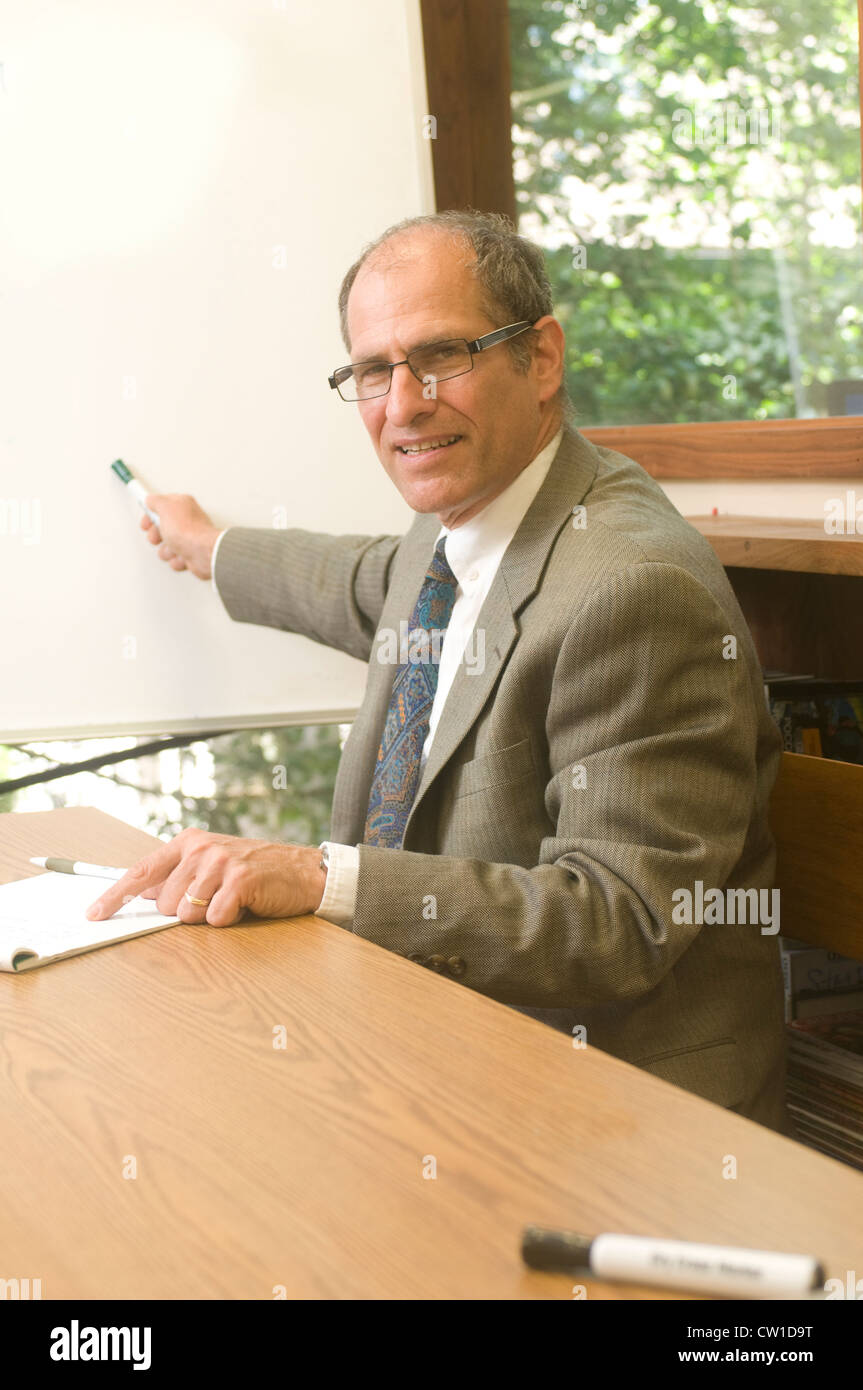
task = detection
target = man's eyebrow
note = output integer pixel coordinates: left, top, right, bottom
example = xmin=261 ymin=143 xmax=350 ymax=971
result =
xmin=409 ymin=332 xmax=465 ymax=351
xmin=351 ymin=331 xmax=466 ymax=364
xmin=350 ymin=348 xmax=390 ymax=365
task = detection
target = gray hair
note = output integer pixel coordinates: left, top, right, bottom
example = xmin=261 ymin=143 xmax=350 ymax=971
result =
xmin=337 ymin=208 xmax=574 ymax=421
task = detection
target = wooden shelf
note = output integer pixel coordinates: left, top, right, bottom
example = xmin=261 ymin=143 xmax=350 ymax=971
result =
xmin=687 ymin=515 xmax=863 ymax=577
xmin=583 ymin=417 xmax=863 ymax=479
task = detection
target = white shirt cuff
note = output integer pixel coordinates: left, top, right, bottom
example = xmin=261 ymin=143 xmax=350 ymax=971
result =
xmin=210 ymin=528 xmax=229 ymax=596
xmin=314 ymin=842 xmax=359 ymax=928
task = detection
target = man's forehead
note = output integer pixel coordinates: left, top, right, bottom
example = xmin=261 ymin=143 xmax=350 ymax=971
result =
xmin=347 ymin=237 xmax=483 ymax=352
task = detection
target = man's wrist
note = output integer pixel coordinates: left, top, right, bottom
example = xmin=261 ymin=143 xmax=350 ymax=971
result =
xmin=198 ymin=525 xmax=222 ymax=581
xmin=312 ymin=842 xmax=359 ymax=927
xmin=308 ymin=842 xmax=328 ymax=912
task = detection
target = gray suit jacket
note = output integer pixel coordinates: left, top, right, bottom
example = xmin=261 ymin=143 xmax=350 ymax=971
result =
xmin=214 ymin=426 xmax=788 ymax=1130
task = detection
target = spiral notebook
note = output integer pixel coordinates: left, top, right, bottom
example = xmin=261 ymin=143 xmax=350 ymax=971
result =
xmin=0 ymin=872 xmax=180 ymax=972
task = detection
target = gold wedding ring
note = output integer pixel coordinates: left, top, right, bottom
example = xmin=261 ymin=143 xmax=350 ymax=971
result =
xmin=184 ymin=890 xmax=210 ymax=907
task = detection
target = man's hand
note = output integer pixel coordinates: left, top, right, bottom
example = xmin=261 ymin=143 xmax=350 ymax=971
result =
xmin=139 ymin=494 xmax=221 ymax=580
xmin=85 ymin=828 xmax=326 ymax=926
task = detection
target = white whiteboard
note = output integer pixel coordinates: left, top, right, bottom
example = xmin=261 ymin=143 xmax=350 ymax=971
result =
xmin=0 ymin=0 xmax=429 ymax=740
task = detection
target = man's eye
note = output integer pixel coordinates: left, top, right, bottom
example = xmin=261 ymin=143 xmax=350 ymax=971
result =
xmin=418 ymin=343 xmax=464 ymax=369
xmin=356 ymin=363 xmax=390 ymax=385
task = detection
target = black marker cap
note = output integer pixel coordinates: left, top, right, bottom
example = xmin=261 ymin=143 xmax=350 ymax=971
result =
xmin=521 ymin=1226 xmax=593 ymax=1273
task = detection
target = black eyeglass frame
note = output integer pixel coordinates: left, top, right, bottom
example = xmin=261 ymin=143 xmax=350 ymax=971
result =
xmin=328 ymin=320 xmax=536 ymax=401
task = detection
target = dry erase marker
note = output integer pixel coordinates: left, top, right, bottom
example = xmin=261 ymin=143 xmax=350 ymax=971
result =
xmin=29 ymin=857 xmax=126 ymax=880
xmin=521 ymin=1228 xmax=825 ymax=1299
xmin=110 ymin=459 xmax=161 ymax=527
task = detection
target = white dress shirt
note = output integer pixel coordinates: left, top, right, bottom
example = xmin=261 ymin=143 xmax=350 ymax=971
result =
xmin=212 ymin=429 xmax=563 ymax=926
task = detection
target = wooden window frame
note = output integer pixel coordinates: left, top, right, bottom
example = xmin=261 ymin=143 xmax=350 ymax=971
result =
xmin=419 ymin=0 xmax=863 ymax=480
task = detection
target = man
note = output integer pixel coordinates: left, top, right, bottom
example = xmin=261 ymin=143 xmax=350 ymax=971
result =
xmin=88 ymin=210 xmax=787 ymax=1130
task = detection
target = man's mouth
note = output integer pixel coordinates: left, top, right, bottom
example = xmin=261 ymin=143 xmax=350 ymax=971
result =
xmin=395 ymin=434 xmax=463 ymax=457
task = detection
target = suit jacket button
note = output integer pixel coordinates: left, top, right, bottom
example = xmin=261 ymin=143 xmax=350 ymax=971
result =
xmin=426 ymin=954 xmax=448 ymax=972
xmin=447 ymin=956 xmax=466 ymax=977
xmin=406 ymin=953 xmax=424 ymax=963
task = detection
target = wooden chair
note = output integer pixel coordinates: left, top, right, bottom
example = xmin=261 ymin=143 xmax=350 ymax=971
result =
xmin=770 ymin=751 xmax=863 ymax=958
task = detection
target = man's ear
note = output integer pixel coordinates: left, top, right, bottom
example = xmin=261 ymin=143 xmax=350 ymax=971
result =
xmin=531 ymin=316 xmax=565 ymax=403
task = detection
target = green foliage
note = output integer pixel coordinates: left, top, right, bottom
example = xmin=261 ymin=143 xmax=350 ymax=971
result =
xmin=0 ymin=725 xmax=343 ymax=846
xmin=509 ymin=0 xmax=863 ymax=424
xmin=547 ymin=240 xmax=800 ymax=421
xmin=143 ymin=725 xmax=343 ymax=845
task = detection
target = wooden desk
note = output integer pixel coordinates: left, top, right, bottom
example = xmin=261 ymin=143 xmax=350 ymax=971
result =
xmin=2 ymin=807 xmax=862 ymax=1300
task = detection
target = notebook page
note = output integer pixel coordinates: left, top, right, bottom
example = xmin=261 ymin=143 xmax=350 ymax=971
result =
xmin=0 ymin=873 xmax=180 ymax=971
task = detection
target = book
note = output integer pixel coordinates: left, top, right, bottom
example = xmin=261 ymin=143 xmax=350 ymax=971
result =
xmin=781 ymin=944 xmax=863 ymax=997
xmin=764 ymin=676 xmax=863 ymax=763
xmin=0 ymin=873 xmax=180 ymax=972
xmin=791 ymin=989 xmax=863 ymax=1020
xmin=780 ymin=941 xmax=863 ymax=1021
xmin=786 ymin=1010 xmax=863 ymax=1172
xmin=788 ymin=1010 xmax=863 ymax=1065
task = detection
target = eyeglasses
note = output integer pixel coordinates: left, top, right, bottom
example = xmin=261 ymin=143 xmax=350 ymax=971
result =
xmin=328 ymin=321 xmax=535 ymax=402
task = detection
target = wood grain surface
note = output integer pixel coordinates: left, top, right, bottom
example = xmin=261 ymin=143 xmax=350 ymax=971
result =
xmin=583 ymin=418 xmax=863 ymax=480
xmin=687 ymin=515 xmax=863 ymax=577
xmin=1 ymin=808 xmax=861 ymax=1300
xmin=771 ymin=753 xmax=863 ymax=959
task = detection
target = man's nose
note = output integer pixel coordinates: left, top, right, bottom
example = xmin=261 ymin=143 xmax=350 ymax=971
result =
xmin=385 ymin=362 xmax=435 ymax=425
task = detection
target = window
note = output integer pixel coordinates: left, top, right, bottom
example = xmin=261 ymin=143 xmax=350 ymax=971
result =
xmin=0 ymin=726 xmax=344 ymax=845
xmin=419 ymin=0 xmax=863 ymax=476
xmin=509 ymin=0 xmax=862 ymax=427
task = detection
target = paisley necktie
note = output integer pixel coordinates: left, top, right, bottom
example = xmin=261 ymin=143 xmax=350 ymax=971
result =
xmin=363 ymin=537 xmax=458 ymax=848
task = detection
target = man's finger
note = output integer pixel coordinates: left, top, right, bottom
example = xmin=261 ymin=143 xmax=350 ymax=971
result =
xmin=206 ymin=880 xmax=247 ymax=928
xmin=86 ymin=845 xmax=182 ymax=920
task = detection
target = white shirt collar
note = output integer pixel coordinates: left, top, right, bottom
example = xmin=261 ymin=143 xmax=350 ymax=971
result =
xmin=437 ymin=427 xmax=564 ymax=588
